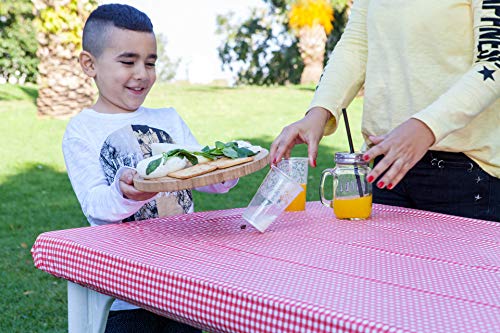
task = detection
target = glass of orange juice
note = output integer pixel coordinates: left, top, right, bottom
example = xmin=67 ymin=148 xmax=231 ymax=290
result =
xmin=278 ymin=157 xmax=308 ymax=211
xmin=319 ymin=152 xmax=372 ymax=220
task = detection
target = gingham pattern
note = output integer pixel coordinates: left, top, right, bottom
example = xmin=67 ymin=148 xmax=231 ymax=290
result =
xmin=32 ymin=202 xmax=500 ymax=333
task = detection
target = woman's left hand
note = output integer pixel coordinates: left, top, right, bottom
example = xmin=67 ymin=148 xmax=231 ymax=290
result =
xmin=363 ymin=118 xmax=436 ymax=189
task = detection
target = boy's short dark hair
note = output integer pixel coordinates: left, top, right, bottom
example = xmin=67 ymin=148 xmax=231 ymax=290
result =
xmin=82 ymin=4 xmax=154 ymax=57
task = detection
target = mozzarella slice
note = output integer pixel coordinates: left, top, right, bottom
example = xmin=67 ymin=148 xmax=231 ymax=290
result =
xmin=136 ymin=155 xmax=187 ymax=179
xmin=194 ymin=155 xmax=212 ymax=164
xmin=234 ymin=140 xmax=261 ymax=154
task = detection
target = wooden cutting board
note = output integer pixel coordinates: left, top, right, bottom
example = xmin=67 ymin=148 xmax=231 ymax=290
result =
xmin=133 ymin=149 xmax=269 ymax=192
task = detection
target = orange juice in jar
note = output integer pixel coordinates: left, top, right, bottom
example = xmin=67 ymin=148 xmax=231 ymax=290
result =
xmin=320 ymin=152 xmax=372 ymax=220
xmin=331 ymin=195 xmax=372 ymax=219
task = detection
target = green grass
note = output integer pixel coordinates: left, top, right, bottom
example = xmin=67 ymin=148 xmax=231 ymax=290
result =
xmin=0 ymin=82 xmax=363 ymax=332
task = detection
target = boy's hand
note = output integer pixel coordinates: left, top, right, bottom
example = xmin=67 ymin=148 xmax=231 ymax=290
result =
xmin=119 ymin=169 xmax=158 ymax=201
xmin=363 ymin=118 xmax=435 ymax=190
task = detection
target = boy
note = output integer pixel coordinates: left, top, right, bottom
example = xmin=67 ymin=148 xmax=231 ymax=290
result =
xmin=63 ymin=4 xmax=236 ymax=332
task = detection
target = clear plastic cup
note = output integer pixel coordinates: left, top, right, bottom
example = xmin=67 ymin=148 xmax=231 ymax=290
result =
xmin=277 ymin=157 xmax=308 ymax=211
xmin=242 ymin=165 xmax=304 ymax=233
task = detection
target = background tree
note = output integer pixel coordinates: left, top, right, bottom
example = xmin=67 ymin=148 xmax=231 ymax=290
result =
xmin=156 ymin=33 xmax=180 ymax=83
xmin=0 ymin=0 xmax=39 ymax=84
xmin=216 ymin=0 xmax=351 ymax=86
xmin=32 ymin=0 xmax=97 ymax=118
xmin=288 ymin=0 xmax=333 ymax=84
xmin=216 ymin=1 xmax=302 ymax=85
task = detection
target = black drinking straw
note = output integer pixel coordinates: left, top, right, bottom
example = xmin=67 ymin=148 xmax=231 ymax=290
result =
xmin=342 ymin=108 xmax=364 ymax=197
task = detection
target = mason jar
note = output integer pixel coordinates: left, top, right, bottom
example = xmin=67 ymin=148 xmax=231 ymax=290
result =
xmin=319 ymin=152 xmax=372 ymax=220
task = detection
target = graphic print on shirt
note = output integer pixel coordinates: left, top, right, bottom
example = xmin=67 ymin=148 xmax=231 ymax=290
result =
xmin=99 ymin=125 xmax=193 ymax=222
xmin=477 ymin=0 xmax=500 ymax=81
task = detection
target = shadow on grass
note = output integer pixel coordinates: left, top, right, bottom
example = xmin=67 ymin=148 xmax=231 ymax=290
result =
xmin=0 ymin=163 xmax=86 ymax=235
xmin=0 ymin=163 xmax=85 ymax=332
xmin=0 ymin=84 xmax=38 ymax=103
xmin=19 ymin=85 xmax=38 ymax=103
xmin=295 ymin=85 xmax=316 ymax=92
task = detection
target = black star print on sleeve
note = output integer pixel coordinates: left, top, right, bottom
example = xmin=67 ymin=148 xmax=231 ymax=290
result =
xmin=476 ymin=2 xmax=500 ymax=80
xmin=478 ymin=66 xmax=495 ymax=81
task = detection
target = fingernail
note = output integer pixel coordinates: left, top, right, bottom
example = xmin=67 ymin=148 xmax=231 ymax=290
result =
xmin=367 ymin=175 xmax=374 ymax=183
xmin=387 ymin=183 xmax=394 ymax=190
xmin=312 ymin=159 xmax=317 ymax=167
xmin=272 ymin=158 xmax=276 ymax=164
xmin=363 ymin=154 xmax=370 ymax=161
xmin=377 ymin=181 xmax=385 ymax=188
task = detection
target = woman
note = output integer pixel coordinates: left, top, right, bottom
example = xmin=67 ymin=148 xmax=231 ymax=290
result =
xmin=270 ymin=0 xmax=500 ymax=221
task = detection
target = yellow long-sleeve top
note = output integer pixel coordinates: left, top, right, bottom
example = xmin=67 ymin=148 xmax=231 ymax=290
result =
xmin=311 ymin=0 xmax=500 ymax=178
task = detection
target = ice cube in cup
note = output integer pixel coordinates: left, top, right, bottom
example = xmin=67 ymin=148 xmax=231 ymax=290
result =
xmin=242 ymin=165 xmax=303 ymax=233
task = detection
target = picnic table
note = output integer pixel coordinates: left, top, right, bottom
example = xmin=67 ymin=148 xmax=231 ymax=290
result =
xmin=32 ymin=201 xmax=500 ymax=333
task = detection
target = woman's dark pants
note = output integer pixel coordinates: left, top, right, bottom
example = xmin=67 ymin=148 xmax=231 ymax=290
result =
xmin=373 ymin=151 xmax=500 ymax=222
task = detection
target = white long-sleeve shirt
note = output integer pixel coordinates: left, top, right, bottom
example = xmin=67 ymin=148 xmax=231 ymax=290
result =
xmin=311 ymin=0 xmax=500 ymax=178
xmin=62 ymin=106 xmax=238 ymax=310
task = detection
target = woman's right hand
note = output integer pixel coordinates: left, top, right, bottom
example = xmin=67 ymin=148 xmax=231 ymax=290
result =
xmin=270 ymin=107 xmax=332 ymax=167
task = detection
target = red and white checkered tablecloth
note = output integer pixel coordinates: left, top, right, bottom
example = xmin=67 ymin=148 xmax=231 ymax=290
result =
xmin=32 ymin=202 xmax=500 ymax=333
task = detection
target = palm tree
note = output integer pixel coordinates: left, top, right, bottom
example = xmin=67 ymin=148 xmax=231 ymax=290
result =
xmin=288 ymin=0 xmax=334 ymax=84
xmin=32 ymin=0 xmax=97 ymax=118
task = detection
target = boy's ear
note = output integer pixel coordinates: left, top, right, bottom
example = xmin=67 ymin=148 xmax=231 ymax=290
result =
xmin=79 ymin=51 xmax=97 ymax=78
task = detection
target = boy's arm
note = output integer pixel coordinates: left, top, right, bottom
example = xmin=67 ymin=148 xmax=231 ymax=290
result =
xmin=63 ymin=137 xmax=152 ymax=226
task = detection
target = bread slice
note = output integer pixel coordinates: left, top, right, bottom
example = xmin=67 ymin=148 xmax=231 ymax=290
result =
xmin=167 ymin=163 xmax=217 ymax=179
xmin=209 ymin=156 xmax=254 ymax=169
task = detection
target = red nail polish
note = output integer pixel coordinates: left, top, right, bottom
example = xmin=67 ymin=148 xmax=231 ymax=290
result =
xmin=312 ymin=159 xmax=317 ymax=167
xmin=363 ymin=155 xmax=370 ymax=161
xmin=387 ymin=183 xmax=394 ymax=190
xmin=377 ymin=181 xmax=385 ymax=188
xmin=367 ymin=175 xmax=374 ymax=183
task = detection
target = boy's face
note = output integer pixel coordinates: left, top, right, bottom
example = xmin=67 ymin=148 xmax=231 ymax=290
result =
xmin=88 ymin=27 xmax=157 ymax=114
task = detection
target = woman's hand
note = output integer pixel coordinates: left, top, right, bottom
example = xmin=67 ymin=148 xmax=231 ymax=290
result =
xmin=119 ymin=169 xmax=158 ymax=201
xmin=270 ymin=107 xmax=332 ymax=167
xmin=363 ymin=118 xmax=436 ymax=189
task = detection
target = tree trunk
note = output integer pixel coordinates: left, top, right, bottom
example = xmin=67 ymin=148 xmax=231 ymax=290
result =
xmin=347 ymin=0 xmax=353 ymax=16
xmin=33 ymin=0 xmax=96 ymax=118
xmin=297 ymin=24 xmax=327 ymax=85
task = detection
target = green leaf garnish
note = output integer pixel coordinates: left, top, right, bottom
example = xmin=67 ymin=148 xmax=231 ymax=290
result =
xmin=193 ymin=151 xmax=216 ymax=160
xmin=222 ymin=147 xmax=239 ymax=158
xmin=146 ymin=157 xmax=163 ymax=175
xmin=236 ymin=147 xmax=256 ymax=157
xmin=215 ymin=141 xmax=225 ymax=150
xmin=156 ymin=141 xmax=257 ymax=170
xmin=180 ymin=151 xmax=199 ymax=165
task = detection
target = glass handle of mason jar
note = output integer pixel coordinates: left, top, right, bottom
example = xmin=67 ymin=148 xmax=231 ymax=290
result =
xmin=320 ymin=168 xmax=334 ymax=208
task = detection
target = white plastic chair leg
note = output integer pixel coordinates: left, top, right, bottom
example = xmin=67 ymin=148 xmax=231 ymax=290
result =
xmin=68 ymin=281 xmax=115 ymax=333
